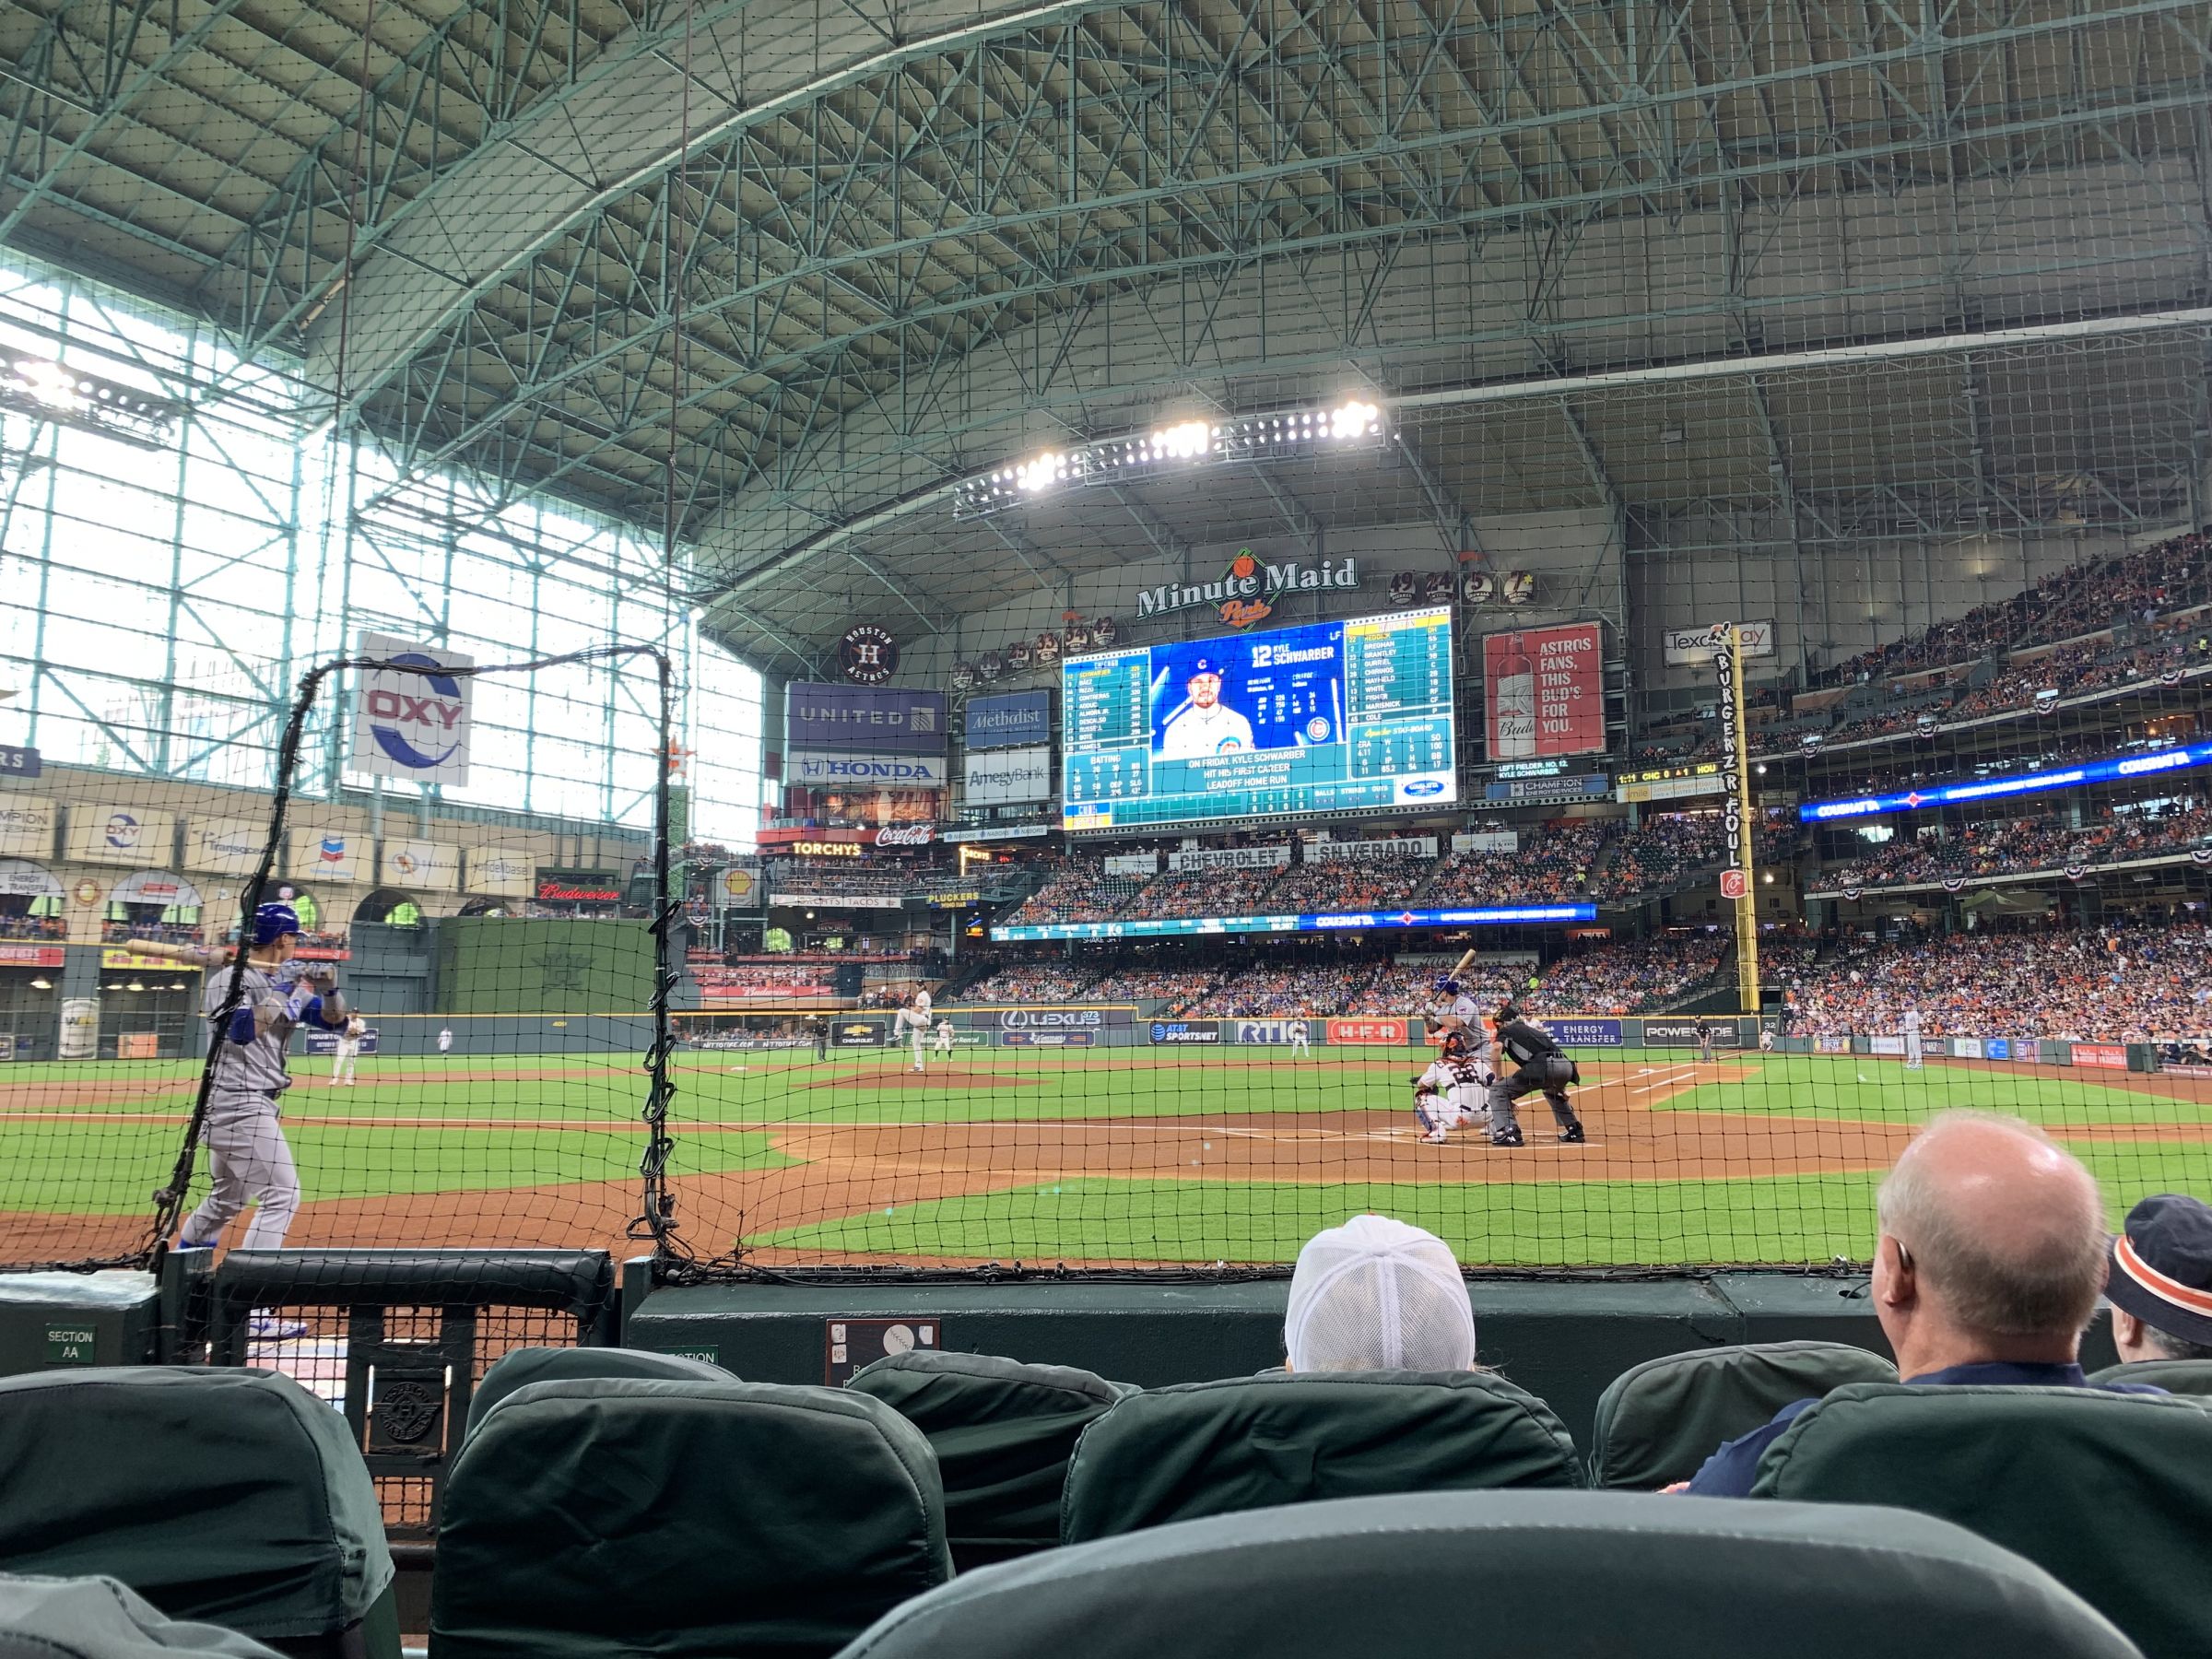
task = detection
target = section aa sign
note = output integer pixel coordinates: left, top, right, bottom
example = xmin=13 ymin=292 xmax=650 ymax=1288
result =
xmin=350 ymin=633 xmax=474 ymax=786
xmin=1483 ymin=623 xmax=1604 ymax=760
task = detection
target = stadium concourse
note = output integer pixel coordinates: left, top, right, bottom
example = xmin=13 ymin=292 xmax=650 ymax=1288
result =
xmin=12 ymin=0 xmax=2212 ymax=1650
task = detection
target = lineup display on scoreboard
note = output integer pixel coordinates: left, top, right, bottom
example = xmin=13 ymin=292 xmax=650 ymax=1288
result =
xmin=992 ymin=903 xmax=1597 ymax=943
xmin=1060 ymin=606 xmax=1457 ymax=831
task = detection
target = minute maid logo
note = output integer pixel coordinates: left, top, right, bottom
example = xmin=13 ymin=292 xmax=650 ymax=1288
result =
xmin=1135 ymin=552 xmax=1359 ymax=628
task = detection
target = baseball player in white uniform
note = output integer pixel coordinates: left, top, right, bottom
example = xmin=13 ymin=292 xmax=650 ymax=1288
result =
xmin=1758 ymin=1024 xmax=1776 ymax=1053
xmin=932 ymin=1018 xmax=956 ymax=1055
xmin=1288 ymin=1018 xmax=1311 ymax=1056
xmin=330 ymin=1016 xmax=365 ymax=1086
xmin=1158 ymin=658 xmax=1256 ymax=759
xmin=895 ymin=989 xmax=935 ymax=1072
xmin=1411 ymin=1028 xmax=1494 ymax=1142
xmin=1902 ymin=1006 xmax=1924 ymax=1070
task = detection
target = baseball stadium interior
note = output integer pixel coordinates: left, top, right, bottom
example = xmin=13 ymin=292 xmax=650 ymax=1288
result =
xmin=4 ymin=0 xmax=2212 ymax=1651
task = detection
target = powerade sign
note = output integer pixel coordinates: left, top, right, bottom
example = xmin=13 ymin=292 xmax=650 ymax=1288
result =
xmin=965 ymin=691 xmax=1050 ymax=750
xmin=1549 ymin=1018 xmax=1623 ymax=1047
xmin=1644 ymin=1019 xmax=1743 ymax=1048
xmin=1149 ymin=1020 xmax=1220 ymax=1044
xmin=1800 ymin=739 xmax=2212 ymax=822
xmin=784 ymin=683 xmax=948 ymax=755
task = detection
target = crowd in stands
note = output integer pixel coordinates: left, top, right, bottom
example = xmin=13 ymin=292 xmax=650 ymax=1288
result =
xmin=1425 ymin=822 xmax=1607 ymax=905
xmin=1822 ymin=525 xmax=2212 ymax=686
xmin=0 ymin=914 xmax=66 ymax=941
xmin=959 ymin=962 xmax=1100 ymax=1003
xmin=101 ymin=920 xmax=204 ymax=946
xmin=1082 ymin=965 xmax=1219 ymax=1010
xmin=1590 ymin=815 xmax=1724 ymax=901
xmin=1006 ymin=866 xmax=1134 ymax=924
xmin=693 ymin=963 xmax=839 ymax=995
xmin=1788 ymin=919 xmax=2212 ymax=1040
xmin=1261 ymin=857 xmax=1435 ymax=913
xmin=1821 ymin=803 xmax=2212 ymax=889
xmin=1184 ymin=960 xmax=1384 ymax=1016
xmin=1122 ymin=867 xmax=1286 ymax=920
xmin=1528 ymin=932 xmax=1731 ymax=1014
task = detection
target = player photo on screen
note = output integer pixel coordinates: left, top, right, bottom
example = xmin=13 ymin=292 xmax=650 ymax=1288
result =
xmin=1148 ymin=633 xmax=1342 ymax=759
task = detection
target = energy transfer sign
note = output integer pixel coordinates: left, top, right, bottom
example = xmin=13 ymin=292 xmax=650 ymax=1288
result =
xmin=351 ymin=632 xmax=474 ymax=786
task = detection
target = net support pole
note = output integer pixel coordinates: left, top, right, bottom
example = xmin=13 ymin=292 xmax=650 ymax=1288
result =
xmin=1714 ymin=624 xmax=1762 ymax=1016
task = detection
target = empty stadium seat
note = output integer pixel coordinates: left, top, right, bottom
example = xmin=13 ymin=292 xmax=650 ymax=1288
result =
xmin=2087 ymin=1358 xmax=2212 ymax=1396
xmin=1059 ymin=1371 xmax=1578 ymax=1543
xmin=0 ymin=1369 xmax=397 ymax=1659
xmin=846 ymin=1351 xmax=1135 ymax=1570
xmin=0 ymin=1574 xmax=286 ymax=1659
xmin=1587 ymin=1340 xmax=1898 ymax=1489
xmin=462 ymin=1344 xmax=735 ymax=1440
xmin=1750 ymin=1382 xmax=2212 ymax=1659
xmin=430 ymin=1378 xmax=951 ymax=1659
xmin=834 ymin=1489 xmax=2143 ymax=1659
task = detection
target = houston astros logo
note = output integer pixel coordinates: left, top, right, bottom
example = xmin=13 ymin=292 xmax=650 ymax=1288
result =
xmin=839 ymin=625 xmax=899 ymax=685
xmin=366 ymin=653 xmax=465 ymax=771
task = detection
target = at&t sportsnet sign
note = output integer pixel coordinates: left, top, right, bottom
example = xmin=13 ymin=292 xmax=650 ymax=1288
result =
xmin=352 ymin=633 xmax=474 ymax=786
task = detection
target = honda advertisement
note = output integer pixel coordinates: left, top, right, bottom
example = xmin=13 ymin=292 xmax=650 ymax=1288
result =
xmin=788 ymin=750 xmax=949 ymax=788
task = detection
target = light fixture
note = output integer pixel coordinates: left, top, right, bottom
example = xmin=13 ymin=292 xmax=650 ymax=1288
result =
xmin=1013 ymin=452 xmax=1065 ymax=494
xmin=0 ymin=347 xmax=180 ymax=448
xmin=29 ymin=976 xmax=51 ymax=990
xmin=125 ymin=979 xmax=146 ymax=992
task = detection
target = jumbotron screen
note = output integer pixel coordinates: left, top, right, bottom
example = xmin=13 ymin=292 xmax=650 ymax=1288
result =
xmin=1060 ymin=606 xmax=1457 ymax=831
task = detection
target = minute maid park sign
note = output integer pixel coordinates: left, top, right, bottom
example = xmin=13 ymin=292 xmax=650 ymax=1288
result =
xmin=1134 ymin=551 xmax=1359 ymax=629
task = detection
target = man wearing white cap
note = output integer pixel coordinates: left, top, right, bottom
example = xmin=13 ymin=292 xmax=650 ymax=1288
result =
xmin=1283 ymin=1214 xmax=1477 ymax=1372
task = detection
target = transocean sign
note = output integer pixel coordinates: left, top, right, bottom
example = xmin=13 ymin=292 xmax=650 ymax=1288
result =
xmin=1134 ymin=556 xmax=1360 ymax=624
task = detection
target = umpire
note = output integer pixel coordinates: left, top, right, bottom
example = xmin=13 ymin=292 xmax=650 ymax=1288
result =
xmin=1486 ymin=1003 xmax=1586 ymax=1147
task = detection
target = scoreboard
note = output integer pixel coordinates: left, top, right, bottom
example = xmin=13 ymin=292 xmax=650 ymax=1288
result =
xmin=1061 ymin=606 xmax=1458 ymax=831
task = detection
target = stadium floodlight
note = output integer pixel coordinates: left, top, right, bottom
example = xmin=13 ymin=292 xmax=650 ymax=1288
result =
xmin=1147 ymin=420 xmax=1216 ymax=461
xmin=1329 ymin=399 xmax=1381 ymax=441
xmin=1014 ymin=451 xmax=1065 ymax=493
xmin=0 ymin=347 xmax=181 ymax=449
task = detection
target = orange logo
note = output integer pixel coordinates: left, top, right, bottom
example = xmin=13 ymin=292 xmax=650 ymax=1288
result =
xmin=1218 ymin=598 xmax=1273 ymax=628
xmin=1229 ymin=551 xmax=1259 ymax=579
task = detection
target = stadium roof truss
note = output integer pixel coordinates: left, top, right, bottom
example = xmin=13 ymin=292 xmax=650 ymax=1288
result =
xmin=5 ymin=0 xmax=2211 ymax=675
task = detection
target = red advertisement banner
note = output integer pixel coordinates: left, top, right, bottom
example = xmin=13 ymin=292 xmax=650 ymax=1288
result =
xmin=1327 ymin=1017 xmax=1408 ymax=1045
xmin=1483 ymin=622 xmax=1605 ymax=759
xmin=0 ymin=944 xmax=64 ymax=967
xmin=2071 ymin=1043 xmax=2128 ymax=1070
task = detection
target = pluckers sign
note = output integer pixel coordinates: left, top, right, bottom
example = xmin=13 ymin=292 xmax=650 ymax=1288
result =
xmin=1133 ymin=551 xmax=1359 ymax=629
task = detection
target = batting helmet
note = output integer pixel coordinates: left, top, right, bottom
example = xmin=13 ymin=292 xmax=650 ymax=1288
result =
xmin=1433 ymin=976 xmax=1461 ymax=995
xmin=252 ymin=901 xmax=301 ymax=946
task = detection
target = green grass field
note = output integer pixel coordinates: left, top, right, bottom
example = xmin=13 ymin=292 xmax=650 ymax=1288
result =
xmin=4 ymin=1045 xmax=2207 ymax=1267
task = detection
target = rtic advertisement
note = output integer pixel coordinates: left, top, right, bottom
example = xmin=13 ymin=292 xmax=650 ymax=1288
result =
xmin=1232 ymin=1019 xmax=1312 ymax=1045
xmin=1326 ymin=1017 xmax=1407 ymax=1045
xmin=1644 ymin=1019 xmax=1744 ymax=1048
xmin=1148 ymin=1021 xmax=1220 ymax=1044
xmin=1548 ymin=1018 xmax=1623 ymax=1047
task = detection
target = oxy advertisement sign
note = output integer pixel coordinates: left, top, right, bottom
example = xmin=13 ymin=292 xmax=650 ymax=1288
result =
xmin=1148 ymin=1020 xmax=1220 ymax=1044
xmin=1327 ymin=1017 xmax=1407 ymax=1045
xmin=784 ymin=683 xmax=947 ymax=755
xmin=1549 ymin=1018 xmax=1623 ymax=1047
xmin=963 ymin=746 xmax=1051 ymax=806
xmin=351 ymin=633 xmax=474 ymax=786
xmin=964 ymin=691 xmax=1050 ymax=750
xmin=67 ymin=806 xmax=172 ymax=867
xmin=789 ymin=750 xmax=950 ymax=789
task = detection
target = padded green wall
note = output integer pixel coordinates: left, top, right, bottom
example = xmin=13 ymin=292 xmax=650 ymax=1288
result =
xmin=434 ymin=918 xmax=654 ymax=1014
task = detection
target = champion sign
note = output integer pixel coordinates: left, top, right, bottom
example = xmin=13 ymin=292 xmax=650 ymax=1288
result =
xmin=351 ymin=632 xmax=473 ymax=786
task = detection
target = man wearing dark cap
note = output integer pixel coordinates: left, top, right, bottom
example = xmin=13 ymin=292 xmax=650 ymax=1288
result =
xmin=1159 ymin=658 xmax=1255 ymax=759
xmin=2107 ymin=1193 xmax=2212 ymax=1362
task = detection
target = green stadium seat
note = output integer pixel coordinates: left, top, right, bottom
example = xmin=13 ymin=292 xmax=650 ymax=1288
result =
xmin=845 ymin=1351 xmax=1135 ymax=1570
xmin=0 ymin=1369 xmax=397 ymax=1659
xmin=2086 ymin=1358 xmax=2212 ymax=1395
xmin=1750 ymin=1382 xmax=2212 ymax=1659
xmin=0 ymin=1574 xmax=288 ymax=1659
xmin=1058 ymin=1371 xmax=1579 ymax=1543
xmin=1587 ymin=1340 xmax=1898 ymax=1489
xmin=462 ymin=1345 xmax=735 ymax=1440
xmin=835 ymin=1489 xmax=2143 ymax=1659
xmin=430 ymin=1377 xmax=951 ymax=1659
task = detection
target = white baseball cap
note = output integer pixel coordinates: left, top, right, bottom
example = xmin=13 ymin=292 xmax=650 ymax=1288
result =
xmin=1284 ymin=1214 xmax=1476 ymax=1373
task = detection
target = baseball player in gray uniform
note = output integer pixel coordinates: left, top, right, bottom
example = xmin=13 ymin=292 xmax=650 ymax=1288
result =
xmin=173 ymin=902 xmax=349 ymax=1279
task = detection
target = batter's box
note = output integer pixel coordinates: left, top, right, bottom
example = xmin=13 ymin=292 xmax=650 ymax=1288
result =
xmin=825 ymin=1318 xmax=940 ymax=1385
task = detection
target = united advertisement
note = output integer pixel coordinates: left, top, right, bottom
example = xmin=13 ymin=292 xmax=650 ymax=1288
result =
xmin=783 ymin=683 xmax=948 ymax=755
xmin=1482 ymin=622 xmax=1605 ymax=760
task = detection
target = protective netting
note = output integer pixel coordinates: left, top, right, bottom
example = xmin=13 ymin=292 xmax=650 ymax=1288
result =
xmin=3 ymin=0 xmax=2210 ymax=1279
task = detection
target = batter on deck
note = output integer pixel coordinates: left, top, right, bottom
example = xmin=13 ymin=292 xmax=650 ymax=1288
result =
xmin=1486 ymin=1002 xmax=1585 ymax=1147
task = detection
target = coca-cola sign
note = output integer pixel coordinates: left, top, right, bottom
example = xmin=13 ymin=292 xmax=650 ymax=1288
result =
xmin=874 ymin=824 xmax=936 ymax=847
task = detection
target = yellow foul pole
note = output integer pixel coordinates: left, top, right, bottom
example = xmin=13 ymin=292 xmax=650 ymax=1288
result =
xmin=1713 ymin=623 xmax=1762 ymax=1017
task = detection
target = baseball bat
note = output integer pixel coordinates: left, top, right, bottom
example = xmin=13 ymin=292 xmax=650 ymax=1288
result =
xmin=1414 ymin=947 xmax=1485 ymax=1034
xmin=122 ymin=938 xmax=231 ymax=970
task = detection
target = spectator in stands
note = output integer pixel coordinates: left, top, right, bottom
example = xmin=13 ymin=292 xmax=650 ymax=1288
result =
xmin=1283 ymin=1214 xmax=1477 ymax=1373
xmin=1677 ymin=1111 xmax=2159 ymax=1495
xmin=2105 ymin=1193 xmax=2212 ymax=1364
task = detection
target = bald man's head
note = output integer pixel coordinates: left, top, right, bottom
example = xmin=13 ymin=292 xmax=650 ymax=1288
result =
xmin=1877 ymin=1111 xmax=2109 ymax=1341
